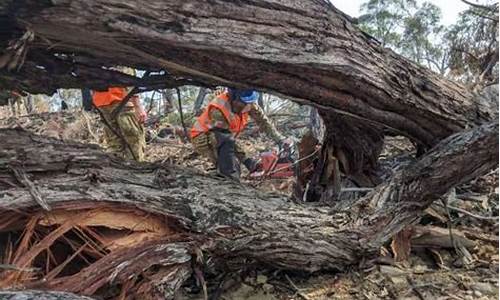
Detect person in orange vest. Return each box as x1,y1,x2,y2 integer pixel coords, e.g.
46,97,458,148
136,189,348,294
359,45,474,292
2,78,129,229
191,88,291,180
92,77,147,161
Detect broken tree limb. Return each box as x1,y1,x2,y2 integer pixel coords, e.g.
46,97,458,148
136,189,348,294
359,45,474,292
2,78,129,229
0,122,496,298
0,1,496,146
8,165,51,211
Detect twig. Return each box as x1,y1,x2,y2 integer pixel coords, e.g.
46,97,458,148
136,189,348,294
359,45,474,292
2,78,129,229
441,199,474,265
176,87,189,142
407,276,425,300
146,90,157,114
110,87,139,120
9,165,51,211
340,187,374,193
284,274,311,300
0,263,39,272
81,110,100,143
442,198,460,257
94,105,138,161
435,202,498,220
461,0,498,11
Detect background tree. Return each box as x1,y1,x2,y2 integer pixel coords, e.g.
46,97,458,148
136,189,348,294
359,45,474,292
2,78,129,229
399,2,447,73
359,0,448,74
446,0,499,88
359,0,499,83
358,0,416,48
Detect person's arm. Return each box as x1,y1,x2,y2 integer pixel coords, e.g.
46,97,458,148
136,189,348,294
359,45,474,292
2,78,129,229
131,95,147,124
248,104,285,144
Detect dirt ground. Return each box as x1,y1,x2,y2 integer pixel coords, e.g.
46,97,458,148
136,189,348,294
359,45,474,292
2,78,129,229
1,109,498,300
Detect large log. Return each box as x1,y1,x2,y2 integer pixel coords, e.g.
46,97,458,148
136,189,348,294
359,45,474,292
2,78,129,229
1,0,497,196
0,123,496,298
0,1,496,146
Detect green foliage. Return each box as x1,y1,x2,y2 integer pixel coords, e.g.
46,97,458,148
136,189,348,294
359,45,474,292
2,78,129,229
359,0,447,73
400,2,445,65
359,0,417,48
358,0,499,83
446,2,499,84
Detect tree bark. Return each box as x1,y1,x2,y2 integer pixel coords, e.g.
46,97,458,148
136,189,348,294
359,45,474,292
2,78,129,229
0,2,498,296
0,1,495,145
0,1,497,198
0,291,95,300
308,106,324,142
0,124,496,298
258,92,265,108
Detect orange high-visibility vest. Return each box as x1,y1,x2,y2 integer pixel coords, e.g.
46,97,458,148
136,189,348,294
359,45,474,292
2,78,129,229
190,92,249,138
92,87,127,107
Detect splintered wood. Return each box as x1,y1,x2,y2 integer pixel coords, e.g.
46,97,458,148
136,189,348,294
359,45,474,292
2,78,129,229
0,203,180,297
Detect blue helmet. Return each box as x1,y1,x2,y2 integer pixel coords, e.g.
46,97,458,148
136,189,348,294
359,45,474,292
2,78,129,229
229,88,259,104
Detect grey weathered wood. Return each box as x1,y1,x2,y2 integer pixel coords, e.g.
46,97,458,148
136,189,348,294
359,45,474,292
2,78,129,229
0,0,497,197
0,290,95,300
0,0,496,147
0,123,497,277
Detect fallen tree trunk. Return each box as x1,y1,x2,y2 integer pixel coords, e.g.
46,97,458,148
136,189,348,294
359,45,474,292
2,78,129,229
0,0,497,199
0,1,496,145
0,123,496,298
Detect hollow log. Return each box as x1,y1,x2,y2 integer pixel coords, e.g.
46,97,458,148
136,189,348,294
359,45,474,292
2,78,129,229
0,123,497,298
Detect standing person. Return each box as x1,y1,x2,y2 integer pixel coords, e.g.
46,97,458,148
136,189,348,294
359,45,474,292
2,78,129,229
92,67,147,161
191,88,292,181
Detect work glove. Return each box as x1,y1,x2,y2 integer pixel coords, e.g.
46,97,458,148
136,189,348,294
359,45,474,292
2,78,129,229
278,137,296,151
243,157,261,173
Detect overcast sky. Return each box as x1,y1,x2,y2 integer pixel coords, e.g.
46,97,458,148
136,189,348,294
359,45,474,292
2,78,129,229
331,0,470,25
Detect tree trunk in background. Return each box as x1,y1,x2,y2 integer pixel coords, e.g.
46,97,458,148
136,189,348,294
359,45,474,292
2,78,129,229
80,88,92,112
193,87,208,116
0,123,496,298
24,94,34,114
162,89,175,114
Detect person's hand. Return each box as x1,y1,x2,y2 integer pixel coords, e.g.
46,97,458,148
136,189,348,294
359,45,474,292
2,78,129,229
243,158,262,173
135,108,147,124
279,137,295,151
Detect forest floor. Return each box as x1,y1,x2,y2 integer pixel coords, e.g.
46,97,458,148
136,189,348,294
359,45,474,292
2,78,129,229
0,109,498,300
